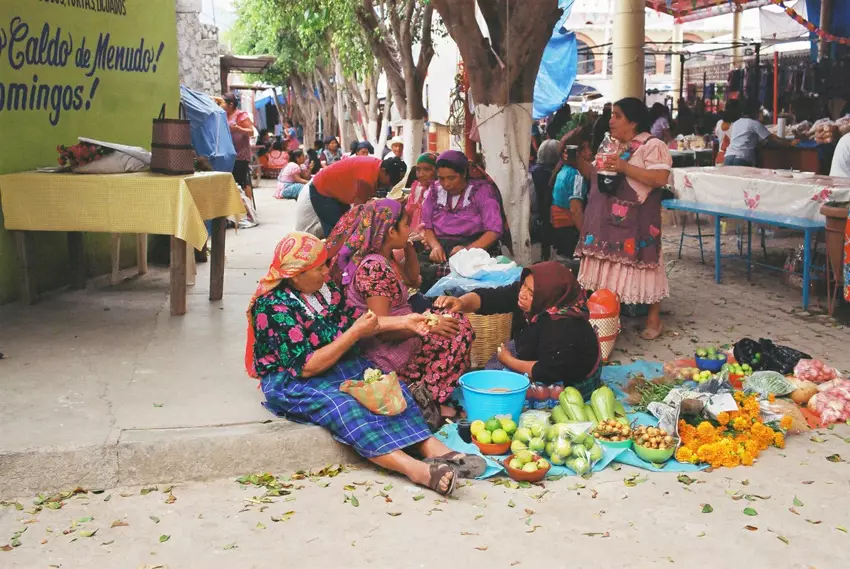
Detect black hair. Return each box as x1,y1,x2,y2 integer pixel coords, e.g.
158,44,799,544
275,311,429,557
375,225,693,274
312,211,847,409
289,149,304,162
650,102,669,121
741,98,761,118
614,97,652,134
721,99,742,123
313,139,324,150
380,156,407,186
324,136,339,148
356,141,374,154
349,140,360,154
222,92,238,108
306,149,322,174
272,139,283,152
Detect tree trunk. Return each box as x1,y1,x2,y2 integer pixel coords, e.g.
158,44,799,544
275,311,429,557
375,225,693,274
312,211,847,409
476,103,533,265
402,80,426,167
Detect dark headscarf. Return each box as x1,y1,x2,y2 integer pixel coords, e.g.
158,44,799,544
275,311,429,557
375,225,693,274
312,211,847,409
436,149,469,174
356,141,375,154
522,261,588,322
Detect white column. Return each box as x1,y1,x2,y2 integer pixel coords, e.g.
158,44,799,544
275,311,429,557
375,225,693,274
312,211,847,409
732,8,743,68
671,23,683,110
612,0,645,100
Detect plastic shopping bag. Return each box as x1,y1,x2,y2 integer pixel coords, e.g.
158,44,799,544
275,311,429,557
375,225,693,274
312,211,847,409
340,370,408,416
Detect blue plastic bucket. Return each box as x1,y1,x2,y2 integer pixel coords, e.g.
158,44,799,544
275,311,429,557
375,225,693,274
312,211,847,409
458,370,530,423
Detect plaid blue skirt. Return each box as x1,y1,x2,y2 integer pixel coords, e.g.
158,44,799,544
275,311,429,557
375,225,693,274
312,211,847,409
260,357,432,458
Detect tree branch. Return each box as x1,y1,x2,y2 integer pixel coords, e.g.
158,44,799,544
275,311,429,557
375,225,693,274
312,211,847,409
414,3,435,85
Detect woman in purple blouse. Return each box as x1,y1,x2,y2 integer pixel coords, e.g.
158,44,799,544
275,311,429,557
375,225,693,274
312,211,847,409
418,150,504,292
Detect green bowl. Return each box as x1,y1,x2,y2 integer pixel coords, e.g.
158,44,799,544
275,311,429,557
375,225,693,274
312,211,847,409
595,436,633,450
633,442,676,463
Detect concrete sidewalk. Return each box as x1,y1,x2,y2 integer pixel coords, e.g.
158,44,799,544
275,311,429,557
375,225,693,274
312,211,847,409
1,181,848,497
0,183,355,496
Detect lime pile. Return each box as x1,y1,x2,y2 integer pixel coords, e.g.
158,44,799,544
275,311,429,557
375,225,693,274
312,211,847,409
508,450,549,473
470,417,517,446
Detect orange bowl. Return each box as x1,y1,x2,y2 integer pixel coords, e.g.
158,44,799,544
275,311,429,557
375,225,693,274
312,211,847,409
472,438,511,456
502,453,550,482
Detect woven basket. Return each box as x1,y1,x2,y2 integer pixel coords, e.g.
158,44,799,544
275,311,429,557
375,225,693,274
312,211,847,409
151,103,194,175
589,314,621,363
467,313,513,369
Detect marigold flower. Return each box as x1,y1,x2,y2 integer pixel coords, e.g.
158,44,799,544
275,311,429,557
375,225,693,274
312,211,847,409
773,432,785,448
717,412,730,426
768,393,776,403
780,415,793,430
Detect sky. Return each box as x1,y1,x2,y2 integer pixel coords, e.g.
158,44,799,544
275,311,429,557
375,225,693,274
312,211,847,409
199,0,237,33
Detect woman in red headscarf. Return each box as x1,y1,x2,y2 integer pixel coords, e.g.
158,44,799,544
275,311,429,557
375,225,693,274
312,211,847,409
245,232,484,496
434,262,602,400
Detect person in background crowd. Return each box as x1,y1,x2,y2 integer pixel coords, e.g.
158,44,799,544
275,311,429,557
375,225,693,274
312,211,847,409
306,149,322,175
592,103,612,153
275,149,311,200
303,155,407,236
723,99,796,167
674,98,695,136
547,102,572,140
282,119,300,152
649,103,673,144
406,152,439,240
714,99,741,165
347,140,360,158
260,139,289,174
356,141,375,157
321,136,343,166
222,92,255,201
257,129,272,153
529,139,559,255
576,97,673,340
387,136,404,159
830,130,850,177
549,128,593,259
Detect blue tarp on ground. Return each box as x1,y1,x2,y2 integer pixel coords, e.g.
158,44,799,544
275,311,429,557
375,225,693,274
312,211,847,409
531,0,577,120
180,85,236,173
437,360,707,479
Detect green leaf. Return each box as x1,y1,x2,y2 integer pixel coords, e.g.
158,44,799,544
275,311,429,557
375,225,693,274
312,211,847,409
256,522,267,530
159,534,170,543
826,454,845,463
677,474,696,486
140,487,158,495
837,526,848,533
701,504,713,513
412,494,425,502
383,484,393,491
696,531,706,537
793,496,804,507
777,535,790,545
79,529,98,538
743,507,758,516
149,516,160,524
507,499,515,508
223,543,238,550
77,516,93,523
100,540,114,546
153,403,164,408
349,494,359,507
103,494,111,502
810,436,826,443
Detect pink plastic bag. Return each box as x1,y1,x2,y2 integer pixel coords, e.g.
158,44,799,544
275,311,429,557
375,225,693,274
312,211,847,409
793,359,840,384
810,379,850,425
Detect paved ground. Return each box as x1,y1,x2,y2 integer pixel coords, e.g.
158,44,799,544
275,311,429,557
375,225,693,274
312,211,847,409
2,180,850,567
2,423,850,569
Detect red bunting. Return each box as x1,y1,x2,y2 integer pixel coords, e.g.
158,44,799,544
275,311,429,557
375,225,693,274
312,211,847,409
769,0,850,46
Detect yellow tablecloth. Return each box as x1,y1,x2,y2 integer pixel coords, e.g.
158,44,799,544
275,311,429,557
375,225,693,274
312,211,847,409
0,171,245,250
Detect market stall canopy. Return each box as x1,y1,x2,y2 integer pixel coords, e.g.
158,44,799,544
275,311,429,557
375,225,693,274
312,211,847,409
645,0,775,22
220,55,277,92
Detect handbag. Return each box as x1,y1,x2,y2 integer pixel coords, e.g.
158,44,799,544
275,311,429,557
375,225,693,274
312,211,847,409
340,372,408,416
151,103,195,175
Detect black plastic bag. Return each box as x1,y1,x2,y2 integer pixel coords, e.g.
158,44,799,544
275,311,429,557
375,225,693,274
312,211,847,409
733,338,811,375
758,338,811,375
733,338,764,370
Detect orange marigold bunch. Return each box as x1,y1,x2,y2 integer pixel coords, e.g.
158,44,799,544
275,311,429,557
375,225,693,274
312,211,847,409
780,415,793,430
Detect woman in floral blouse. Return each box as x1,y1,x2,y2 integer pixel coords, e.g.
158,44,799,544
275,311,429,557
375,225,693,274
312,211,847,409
326,199,475,421
245,232,484,495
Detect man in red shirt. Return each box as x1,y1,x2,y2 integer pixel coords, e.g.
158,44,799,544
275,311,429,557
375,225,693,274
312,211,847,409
305,155,406,236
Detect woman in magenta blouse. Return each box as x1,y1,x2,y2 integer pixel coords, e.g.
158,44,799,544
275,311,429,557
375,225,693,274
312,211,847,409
418,150,504,292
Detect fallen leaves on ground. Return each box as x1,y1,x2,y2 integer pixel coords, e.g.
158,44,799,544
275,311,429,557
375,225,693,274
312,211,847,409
386,512,402,517
744,525,759,531
582,531,610,538
474,545,488,551
149,516,160,524
110,520,129,528
223,543,238,550
158,534,170,543
701,504,713,513
793,496,804,507
624,473,647,487
140,487,158,496
677,474,696,485
743,507,758,516
526,525,541,533
826,454,845,463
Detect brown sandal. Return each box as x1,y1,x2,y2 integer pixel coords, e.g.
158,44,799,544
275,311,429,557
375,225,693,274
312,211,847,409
424,452,487,479
426,463,458,496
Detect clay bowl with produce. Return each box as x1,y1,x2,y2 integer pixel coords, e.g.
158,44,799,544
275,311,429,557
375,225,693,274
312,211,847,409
472,438,511,456
503,452,550,482
592,418,634,450
632,425,677,463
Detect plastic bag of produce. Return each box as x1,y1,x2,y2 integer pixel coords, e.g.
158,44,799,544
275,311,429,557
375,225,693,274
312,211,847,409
734,338,811,375
517,409,551,437
733,338,764,370
809,379,850,425
742,371,796,398
544,422,602,475
340,370,408,416
760,398,810,434
663,359,700,382
793,359,841,384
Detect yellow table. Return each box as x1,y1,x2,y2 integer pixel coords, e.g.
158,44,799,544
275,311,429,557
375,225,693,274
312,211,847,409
0,171,246,315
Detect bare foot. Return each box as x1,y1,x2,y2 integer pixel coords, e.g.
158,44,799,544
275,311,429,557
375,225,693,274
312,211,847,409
411,462,455,495
640,323,664,340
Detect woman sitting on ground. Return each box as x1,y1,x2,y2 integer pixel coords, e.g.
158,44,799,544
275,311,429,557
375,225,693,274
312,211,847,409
418,150,504,292
326,200,475,422
275,149,311,200
434,262,602,400
246,232,485,496
320,136,343,167
406,152,438,240
260,139,289,177
356,141,375,156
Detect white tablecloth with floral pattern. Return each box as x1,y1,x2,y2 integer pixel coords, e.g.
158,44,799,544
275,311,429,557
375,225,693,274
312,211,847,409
670,166,850,221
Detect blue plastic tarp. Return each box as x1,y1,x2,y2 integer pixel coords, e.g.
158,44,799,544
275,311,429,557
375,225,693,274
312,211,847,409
180,85,236,173
532,0,577,120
